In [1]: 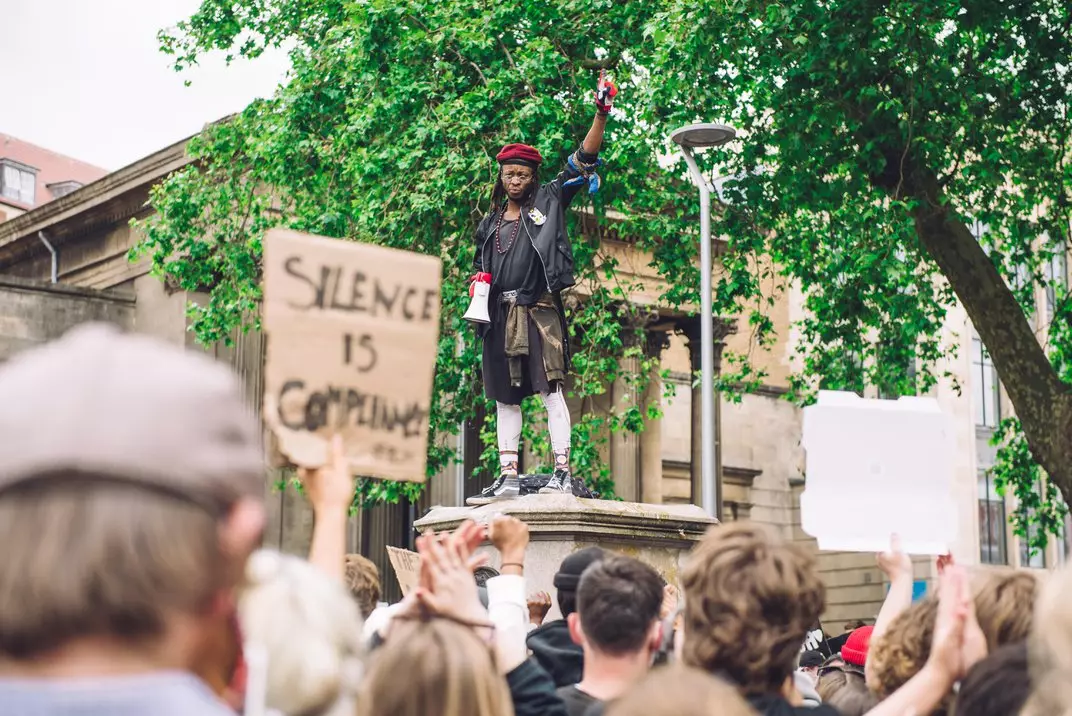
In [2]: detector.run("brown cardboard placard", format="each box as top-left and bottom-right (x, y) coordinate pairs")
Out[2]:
(262, 228), (441, 482)
(386, 546), (422, 597)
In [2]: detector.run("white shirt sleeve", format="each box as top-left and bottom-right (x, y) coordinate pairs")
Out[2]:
(485, 574), (529, 672)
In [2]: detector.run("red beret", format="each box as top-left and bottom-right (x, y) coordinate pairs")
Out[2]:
(496, 143), (543, 167)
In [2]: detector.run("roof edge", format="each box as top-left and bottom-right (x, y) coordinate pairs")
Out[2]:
(0, 134), (196, 250)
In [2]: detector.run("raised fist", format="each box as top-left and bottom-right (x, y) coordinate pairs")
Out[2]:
(595, 70), (618, 114)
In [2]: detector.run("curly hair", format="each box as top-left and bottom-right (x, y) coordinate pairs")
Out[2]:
(680, 522), (826, 695)
(867, 596), (938, 699)
(869, 568), (1038, 704)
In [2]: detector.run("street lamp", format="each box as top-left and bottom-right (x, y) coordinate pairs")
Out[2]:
(669, 122), (736, 520)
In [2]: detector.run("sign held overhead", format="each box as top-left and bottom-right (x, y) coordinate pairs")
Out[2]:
(800, 390), (957, 555)
(262, 228), (442, 483)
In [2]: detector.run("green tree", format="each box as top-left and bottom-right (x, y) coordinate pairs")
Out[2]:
(647, 0), (1072, 550)
(138, 0), (1072, 549)
(136, 0), (688, 502)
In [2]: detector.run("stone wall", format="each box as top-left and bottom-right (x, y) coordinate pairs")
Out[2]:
(0, 275), (134, 361)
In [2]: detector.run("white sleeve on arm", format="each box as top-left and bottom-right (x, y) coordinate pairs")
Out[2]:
(486, 574), (529, 672)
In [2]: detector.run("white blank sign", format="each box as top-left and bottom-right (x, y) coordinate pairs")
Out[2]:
(800, 391), (957, 555)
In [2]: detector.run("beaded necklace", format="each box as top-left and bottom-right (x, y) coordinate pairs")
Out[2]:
(494, 203), (522, 254)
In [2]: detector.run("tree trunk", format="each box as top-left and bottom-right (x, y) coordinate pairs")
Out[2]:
(905, 169), (1072, 503)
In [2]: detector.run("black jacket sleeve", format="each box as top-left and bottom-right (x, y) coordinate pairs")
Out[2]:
(506, 658), (569, 716)
(473, 217), (487, 274)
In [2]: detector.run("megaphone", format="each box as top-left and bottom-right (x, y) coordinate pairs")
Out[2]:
(464, 273), (492, 324)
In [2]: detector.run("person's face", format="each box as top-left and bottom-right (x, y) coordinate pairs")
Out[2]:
(501, 165), (535, 201)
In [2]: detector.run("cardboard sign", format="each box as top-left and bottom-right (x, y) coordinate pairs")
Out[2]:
(262, 229), (442, 482)
(386, 546), (422, 597)
(800, 391), (957, 555)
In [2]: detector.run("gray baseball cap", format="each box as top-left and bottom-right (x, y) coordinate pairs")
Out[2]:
(0, 323), (264, 504)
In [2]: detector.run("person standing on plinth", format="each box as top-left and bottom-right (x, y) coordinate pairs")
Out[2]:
(468, 75), (617, 503)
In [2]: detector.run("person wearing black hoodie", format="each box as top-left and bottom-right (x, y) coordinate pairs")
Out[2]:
(527, 547), (606, 687)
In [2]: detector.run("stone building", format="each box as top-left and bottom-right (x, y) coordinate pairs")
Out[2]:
(1, 131), (1066, 619)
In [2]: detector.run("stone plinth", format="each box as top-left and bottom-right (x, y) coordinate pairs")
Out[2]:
(414, 495), (717, 621)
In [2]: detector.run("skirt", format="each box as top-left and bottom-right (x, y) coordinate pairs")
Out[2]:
(481, 294), (566, 405)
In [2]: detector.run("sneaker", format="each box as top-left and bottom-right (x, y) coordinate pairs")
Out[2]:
(491, 472), (520, 500)
(465, 473), (509, 506)
(539, 468), (573, 495)
(465, 477), (500, 506)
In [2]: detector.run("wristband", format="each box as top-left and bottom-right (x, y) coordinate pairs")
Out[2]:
(500, 562), (525, 570)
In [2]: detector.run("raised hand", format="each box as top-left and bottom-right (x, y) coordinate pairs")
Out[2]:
(661, 584), (680, 620)
(595, 69), (618, 114)
(489, 514), (530, 566)
(876, 533), (913, 582)
(527, 591), (552, 626)
(414, 529), (489, 626)
(298, 434), (354, 512)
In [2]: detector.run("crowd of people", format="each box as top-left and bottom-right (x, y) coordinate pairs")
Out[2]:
(0, 324), (1067, 716)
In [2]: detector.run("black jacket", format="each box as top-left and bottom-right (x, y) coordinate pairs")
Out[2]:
(526, 619), (585, 688)
(473, 148), (592, 304)
(508, 658), (569, 716)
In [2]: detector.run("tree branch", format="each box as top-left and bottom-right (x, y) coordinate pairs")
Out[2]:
(580, 57), (620, 70)
(498, 38), (537, 99)
(405, 15), (488, 87)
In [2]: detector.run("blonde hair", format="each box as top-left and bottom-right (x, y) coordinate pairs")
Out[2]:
(605, 665), (757, 716)
(0, 479), (226, 659)
(240, 550), (365, 716)
(358, 618), (514, 716)
(1023, 565), (1072, 716)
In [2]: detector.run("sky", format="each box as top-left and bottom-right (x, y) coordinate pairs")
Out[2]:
(1, 0), (290, 171)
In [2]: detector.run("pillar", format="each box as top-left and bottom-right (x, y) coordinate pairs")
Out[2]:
(640, 329), (671, 504)
(611, 337), (641, 503)
(678, 316), (737, 513)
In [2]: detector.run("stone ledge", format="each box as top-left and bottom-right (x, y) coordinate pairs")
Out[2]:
(415, 494), (717, 544)
(0, 274), (136, 304)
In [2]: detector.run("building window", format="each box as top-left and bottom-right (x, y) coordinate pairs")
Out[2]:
(1045, 251), (1067, 322)
(47, 180), (84, 200)
(0, 160), (36, 205)
(971, 337), (1000, 428)
(978, 470), (1007, 565)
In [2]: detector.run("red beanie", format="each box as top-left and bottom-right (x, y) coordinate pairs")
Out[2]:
(840, 625), (874, 667)
(496, 143), (543, 167)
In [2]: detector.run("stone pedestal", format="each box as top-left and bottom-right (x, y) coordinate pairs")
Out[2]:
(414, 495), (717, 621)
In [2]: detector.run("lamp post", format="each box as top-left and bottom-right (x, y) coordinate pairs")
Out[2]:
(669, 123), (736, 520)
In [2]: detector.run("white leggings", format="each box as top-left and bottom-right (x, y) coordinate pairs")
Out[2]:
(497, 387), (571, 460)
